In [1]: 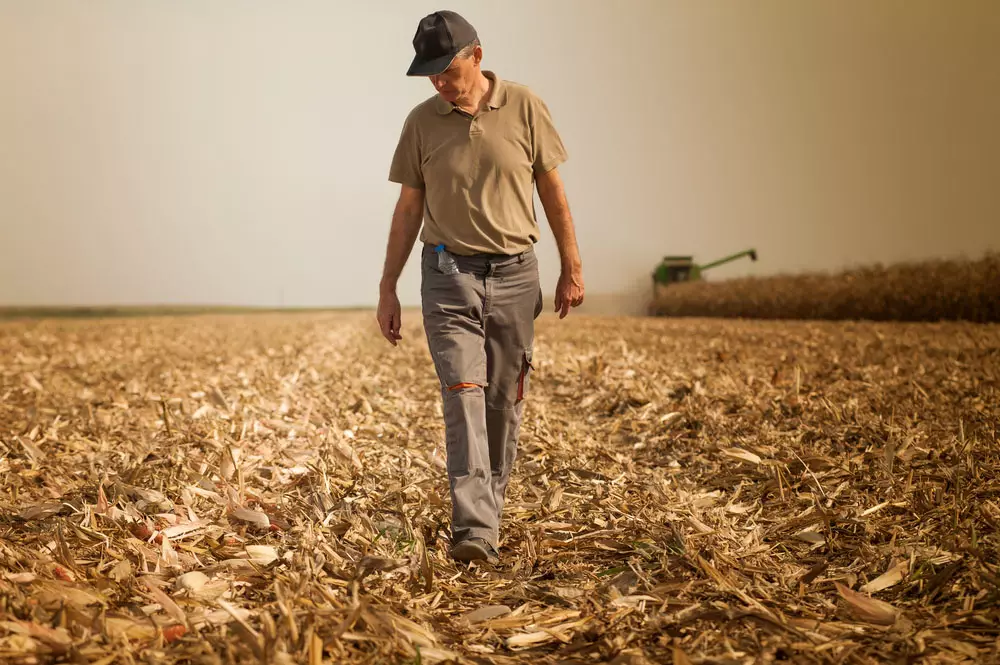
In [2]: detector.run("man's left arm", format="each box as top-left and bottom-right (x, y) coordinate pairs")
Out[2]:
(536, 167), (584, 318)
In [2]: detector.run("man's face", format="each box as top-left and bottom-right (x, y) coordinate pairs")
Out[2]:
(429, 46), (482, 105)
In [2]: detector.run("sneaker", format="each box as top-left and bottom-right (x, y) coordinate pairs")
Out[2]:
(450, 537), (499, 565)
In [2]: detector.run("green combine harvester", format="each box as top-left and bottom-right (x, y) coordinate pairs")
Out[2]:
(648, 248), (758, 315)
(652, 248), (758, 287)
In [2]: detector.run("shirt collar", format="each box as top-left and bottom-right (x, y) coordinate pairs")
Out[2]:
(435, 70), (508, 115)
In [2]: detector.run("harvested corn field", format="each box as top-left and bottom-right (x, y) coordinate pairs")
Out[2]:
(1, 311), (999, 664)
(650, 253), (1000, 322)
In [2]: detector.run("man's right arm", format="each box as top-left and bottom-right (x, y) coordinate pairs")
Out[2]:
(380, 185), (424, 294)
(376, 184), (424, 345)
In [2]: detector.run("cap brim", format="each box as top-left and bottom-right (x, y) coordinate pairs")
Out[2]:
(406, 51), (457, 77)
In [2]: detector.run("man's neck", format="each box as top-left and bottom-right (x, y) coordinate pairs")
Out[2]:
(456, 72), (492, 115)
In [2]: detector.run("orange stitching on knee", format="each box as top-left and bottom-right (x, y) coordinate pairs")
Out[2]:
(447, 382), (482, 391)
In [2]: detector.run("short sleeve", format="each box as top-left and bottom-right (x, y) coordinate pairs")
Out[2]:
(529, 94), (568, 175)
(388, 112), (424, 189)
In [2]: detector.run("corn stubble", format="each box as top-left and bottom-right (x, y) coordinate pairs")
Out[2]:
(651, 252), (1000, 322)
(0, 310), (998, 664)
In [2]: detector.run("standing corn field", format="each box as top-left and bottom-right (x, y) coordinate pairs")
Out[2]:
(650, 252), (1000, 322)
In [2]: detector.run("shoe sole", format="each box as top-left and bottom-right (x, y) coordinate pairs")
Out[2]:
(450, 541), (498, 564)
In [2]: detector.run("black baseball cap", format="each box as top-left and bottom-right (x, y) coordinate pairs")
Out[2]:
(406, 10), (479, 77)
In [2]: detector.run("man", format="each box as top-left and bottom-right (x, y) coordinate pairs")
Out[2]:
(376, 10), (584, 565)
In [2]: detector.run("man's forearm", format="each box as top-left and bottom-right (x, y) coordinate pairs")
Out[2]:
(536, 169), (581, 271)
(548, 208), (582, 272)
(380, 190), (424, 292)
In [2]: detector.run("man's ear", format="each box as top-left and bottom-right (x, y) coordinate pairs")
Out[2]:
(473, 45), (483, 65)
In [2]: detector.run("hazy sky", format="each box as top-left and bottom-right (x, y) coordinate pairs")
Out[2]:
(2, 1), (998, 312)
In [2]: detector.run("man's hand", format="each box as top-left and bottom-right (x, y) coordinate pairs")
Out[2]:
(554, 265), (584, 318)
(376, 289), (403, 345)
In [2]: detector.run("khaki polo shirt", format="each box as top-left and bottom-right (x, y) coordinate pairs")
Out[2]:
(388, 71), (568, 256)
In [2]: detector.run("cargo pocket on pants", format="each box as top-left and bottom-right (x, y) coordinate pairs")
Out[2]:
(515, 349), (534, 404)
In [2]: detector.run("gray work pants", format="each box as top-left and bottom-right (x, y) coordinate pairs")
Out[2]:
(420, 244), (543, 548)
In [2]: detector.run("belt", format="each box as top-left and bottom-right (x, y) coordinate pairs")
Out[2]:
(423, 243), (533, 262)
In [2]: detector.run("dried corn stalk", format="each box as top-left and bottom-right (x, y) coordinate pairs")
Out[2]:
(0, 308), (996, 664)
